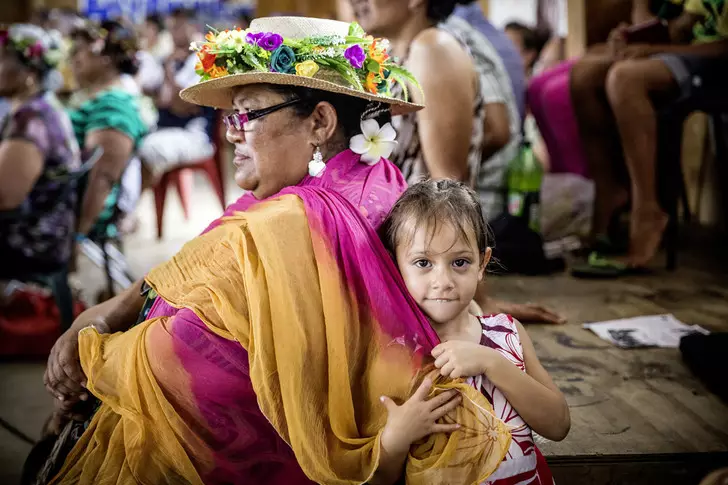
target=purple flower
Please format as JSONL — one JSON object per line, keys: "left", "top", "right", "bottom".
{"left": 259, "top": 33, "right": 284, "bottom": 51}
{"left": 245, "top": 32, "right": 264, "bottom": 46}
{"left": 0, "top": 30, "right": 8, "bottom": 46}
{"left": 344, "top": 44, "right": 366, "bottom": 69}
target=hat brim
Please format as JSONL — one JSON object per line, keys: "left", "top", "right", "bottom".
{"left": 179, "top": 72, "right": 423, "bottom": 116}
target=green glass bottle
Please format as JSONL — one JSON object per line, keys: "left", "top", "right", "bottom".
{"left": 506, "top": 142, "right": 543, "bottom": 232}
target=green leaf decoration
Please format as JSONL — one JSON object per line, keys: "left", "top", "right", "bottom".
{"left": 318, "top": 57, "right": 364, "bottom": 91}
{"left": 385, "top": 64, "right": 422, "bottom": 102}
{"left": 365, "top": 59, "right": 380, "bottom": 74}
{"left": 348, "top": 22, "right": 366, "bottom": 38}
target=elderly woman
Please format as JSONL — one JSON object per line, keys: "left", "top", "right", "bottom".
{"left": 33, "top": 17, "right": 511, "bottom": 485}
{"left": 66, "top": 20, "right": 146, "bottom": 239}
{"left": 0, "top": 24, "right": 80, "bottom": 279}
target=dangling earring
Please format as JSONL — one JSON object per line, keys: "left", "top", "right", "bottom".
{"left": 308, "top": 146, "right": 326, "bottom": 177}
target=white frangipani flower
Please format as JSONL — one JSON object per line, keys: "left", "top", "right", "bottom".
{"left": 349, "top": 119, "right": 397, "bottom": 165}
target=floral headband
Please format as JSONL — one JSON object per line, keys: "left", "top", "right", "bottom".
{"left": 190, "top": 22, "right": 419, "bottom": 101}
{"left": 0, "top": 24, "right": 63, "bottom": 73}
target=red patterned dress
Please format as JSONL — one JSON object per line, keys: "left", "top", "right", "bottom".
{"left": 467, "top": 314, "right": 555, "bottom": 485}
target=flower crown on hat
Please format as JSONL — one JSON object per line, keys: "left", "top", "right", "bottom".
{"left": 0, "top": 25, "right": 63, "bottom": 73}
{"left": 190, "top": 22, "right": 420, "bottom": 101}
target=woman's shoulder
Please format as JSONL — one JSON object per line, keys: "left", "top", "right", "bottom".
{"left": 409, "top": 26, "right": 470, "bottom": 62}
{"left": 81, "top": 89, "right": 147, "bottom": 142}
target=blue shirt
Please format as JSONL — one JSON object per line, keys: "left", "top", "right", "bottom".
{"left": 454, "top": 3, "right": 526, "bottom": 121}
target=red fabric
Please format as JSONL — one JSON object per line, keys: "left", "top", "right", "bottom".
{"left": 0, "top": 289, "right": 85, "bottom": 359}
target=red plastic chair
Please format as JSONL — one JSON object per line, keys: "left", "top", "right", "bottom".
{"left": 152, "top": 114, "right": 227, "bottom": 239}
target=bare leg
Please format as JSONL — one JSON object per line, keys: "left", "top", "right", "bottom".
{"left": 571, "top": 55, "right": 630, "bottom": 241}
{"left": 606, "top": 59, "right": 678, "bottom": 266}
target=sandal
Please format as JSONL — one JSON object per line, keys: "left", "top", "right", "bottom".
{"left": 571, "top": 252, "right": 651, "bottom": 279}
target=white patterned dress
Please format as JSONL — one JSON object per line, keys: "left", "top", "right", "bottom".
{"left": 469, "top": 314, "right": 555, "bottom": 485}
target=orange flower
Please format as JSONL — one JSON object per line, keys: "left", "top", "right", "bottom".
{"left": 195, "top": 61, "right": 203, "bottom": 72}
{"left": 205, "top": 32, "right": 216, "bottom": 42}
{"left": 197, "top": 48, "right": 217, "bottom": 73}
{"left": 369, "top": 39, "right": 389, "bottom": 65}
{"left": 208, "top": 65, "right": 228, "bottom": 79}
{"left": 364, "top": 72, "right": 380, "bottom": 94}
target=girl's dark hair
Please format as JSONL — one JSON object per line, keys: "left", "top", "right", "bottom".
{"left": 268, "top": 84, "right": 392, "bottom": 140}
{"left": 71, "top": 19, "right": 139, "bottom": 75}
{"left": 427, "top": 0, "right": 476, "bottom": 23}
{"left": 380, "top": 179, "right": 491, "bottom": 258}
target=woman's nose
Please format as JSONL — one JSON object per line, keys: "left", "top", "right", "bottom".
{"left": 225, "top": 125, "right": 244, "bottom": 144}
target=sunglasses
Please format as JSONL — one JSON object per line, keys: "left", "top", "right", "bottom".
{"left": 223, "top": 98, "right": 302, "bottom": 131}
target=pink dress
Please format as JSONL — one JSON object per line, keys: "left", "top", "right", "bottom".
{"left": 468, "top": 314, "right": 555, "bottom": 485}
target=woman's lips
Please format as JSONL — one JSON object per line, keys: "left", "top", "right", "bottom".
{"left": 233, "top": 152, "right": 250, "bottom": 167}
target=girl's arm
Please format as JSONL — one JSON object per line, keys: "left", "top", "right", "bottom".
{"left": 483, "top": 321, "right": 570, "bottom": 441}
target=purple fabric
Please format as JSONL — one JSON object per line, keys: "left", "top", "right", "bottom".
{"left": 527, "top": 60, "right": 590, "bottom": 177}
{"left": 455, "top": 3, "right": 527, "bottom": 121}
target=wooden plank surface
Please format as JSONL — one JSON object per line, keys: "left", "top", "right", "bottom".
{"left": 489, "top": 253, "right": 728, "bottom": 459}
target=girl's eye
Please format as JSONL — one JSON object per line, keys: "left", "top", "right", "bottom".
{"left": 414, "top": 259, "right": 431, "bottom": 269}
{"left": 453, "top": 259, "right": 470, "bottom": 268}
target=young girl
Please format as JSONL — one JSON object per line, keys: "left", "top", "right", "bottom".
{"left": 373, "top": 179, "right": 570, "bottom": 485}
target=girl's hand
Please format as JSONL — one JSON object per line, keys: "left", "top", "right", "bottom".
{"left": 380, "top": 378, "right": 462, "bottom": 455}
{"left": 432, "top": 340, "right": 500, "bottom": 379}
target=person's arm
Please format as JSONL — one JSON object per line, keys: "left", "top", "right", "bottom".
{"left": 407, "top": 29, "right": 476, "bottom": 182}
{"left": 482, "top": 102, "right": 512, "bottom": 162}
{"left": 483, "top": 321, "right": 570, "bottom": 441}
{"left": 631, "top": 0, "right": 655, "bottom": 25}
{"left": 77, "top": 129, "right": 134, "bottom": 234}
{"left": 44, "top": 278, "right": 146, "bottom": 402}
{"left": 69, "top": 277, "right": 146, "bottom": 335}
{"left": 0, "top": 139, "right": 44, "bottom": 210}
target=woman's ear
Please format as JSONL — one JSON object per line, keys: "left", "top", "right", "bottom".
{"left": 309, "top": 101, "right": 339, "bottom": 147}
{"left": 478, "top": 247, "right": 492, "bottom": 280}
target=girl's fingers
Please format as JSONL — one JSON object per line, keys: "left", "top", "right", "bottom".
{"left": 439, "top": 362, "right": 455, "bottom": 378}
{"left": 431, "top": 395, "right": 462, "bottom": 420}
{"left": 433, "top": 354, "right": 449, "bottom": 369}
{"left": 412, "top": 378, "right": 433, "bottom": 400}
{"left": 431, "top": 344, "right": 447, "bottom": 358}
{"left": 426, "top": 390, "right": 459, "bottom": 411}
{"left": 431, "top": 423, "right": 461, "bottom": 434}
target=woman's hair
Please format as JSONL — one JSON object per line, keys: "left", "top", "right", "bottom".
{"left": 505, "top": 22, "right": 551, "bottom": 58}
{"left": 268, "top": 84, "right": 392, "bottom": 141}
{"left": 427, "top": 0, "right": 476, "bottom": 23}
{"left": 379, "top": 179, "right": 491, "bottom": 258}
{"left": 71, "top": 19, "right": 139, "bottom": 75}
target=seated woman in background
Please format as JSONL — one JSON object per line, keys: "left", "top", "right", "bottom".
{"left": 350, "top": 0, "right": 563, "bottom": 324}
{"left": 0, "top": 24, "right": 80, "bottom": 280}
{"left": 66, "top": 20, "right": 146, "bottom": 241}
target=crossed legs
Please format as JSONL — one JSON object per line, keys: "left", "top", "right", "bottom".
{"left": 572, "top": 54, "right": 678, "bottom": 266}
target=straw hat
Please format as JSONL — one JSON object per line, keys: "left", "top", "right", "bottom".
{"left": 179, "top": 17, "right": 423, "bottom": 115}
